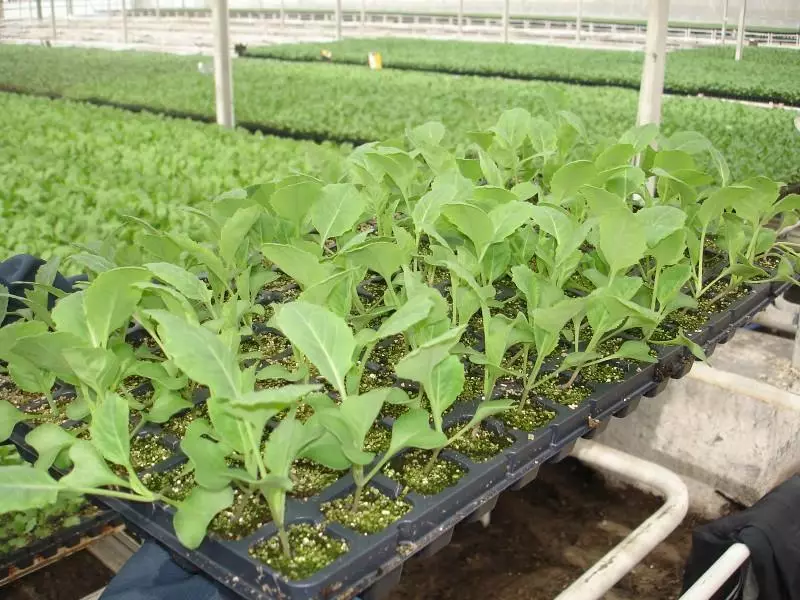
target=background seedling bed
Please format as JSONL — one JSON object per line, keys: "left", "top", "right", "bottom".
{"left": 5, "top": 277, "right": 789, "bottom": 600}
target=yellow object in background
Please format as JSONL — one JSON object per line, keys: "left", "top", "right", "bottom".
{"left": 320, "top": 49, "right": 333, "bottom": 61}
{"left": 368, "top": 52, "right": 383, "bottom": 70}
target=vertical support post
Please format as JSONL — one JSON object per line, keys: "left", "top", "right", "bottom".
{"left": 360, "top": 0, "right": 365, "bottom": 31}
{"left": 576, "top": 0, "right": 582, "bottom": 42}
{"left": 66, "top": 0, "right": 72, "bottom": 16}
{"left": 735, "top": 0, "right": 746, "bottom": 61}
{"left": 502, "top": 0, "right": 509, "bottom": 43}
{"left": 36, "top": 0, "right": 42, "bottom": 20}
{"left": 212, "top": 0, "right": 234, "bottom": 128}
{"left": 280, "top": 0, "right": 285, "bottom": 28}
{"left": 458, "top": 0, "right": 463, "bottom": 35}
{"left": 121, "top": 0, "right": 128, "bottom": 43}
{"left": 636, "top": 0, "right": 670, "bottom": 127}
{"left": 334, "top": 0, "right": 341, "bottom": 40}
{"left": 49, "top": 0, "right": 56, "bottom": 37}
{"left": 155, "top": 0, "right": 159, "bottom": 19}
{"left": 0, "top": 0, "right": 4, "bottom": 24}
{"left": 721, "top": 0, "right": 728, "bottom": 45}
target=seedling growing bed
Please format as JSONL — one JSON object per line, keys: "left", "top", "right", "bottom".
{"left": 0, "top": 106, "right": 798, "bottom": 599}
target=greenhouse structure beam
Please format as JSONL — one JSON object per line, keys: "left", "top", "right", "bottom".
{"left": 735, "top": 0, "right": 747, "bottom": 61}
{"left": 636, "top": 0, "right": 670, "bottom": 127}
{"left": 212, "top": 0, "right": 234, "bottom": 128}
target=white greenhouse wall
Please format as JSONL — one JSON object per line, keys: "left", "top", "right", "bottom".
{"left": 131, "top": 0, "right": 799, "bottom": 29}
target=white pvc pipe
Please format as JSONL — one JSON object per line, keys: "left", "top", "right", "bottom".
{"left": 688, "top": 362, "right": 800, "bottom": 413}
{"left": 679, "top": 543, "right": 750, "bottom": 600}
{"left": 636, "top": 0, "right": 670, "bottom": 127}
{"left": 555, "top": 439, "right": 689, "bottom": 600}
{"left": 457, "top": 0, "right": 463, "bottom": 35}
{"left": 334, "top": 0, "right": 341, "bottom": 40}
{"left": 360, "top": 0, "right": 365, "bottom": 31}
{"left": 735, "top": 0, "right": 746, "bottom": 61}
{"left": 211, "top": 0, "right": 234, "bottom": 128}
{"left": 575, "top": 0, "right": 582, "bottom": 43}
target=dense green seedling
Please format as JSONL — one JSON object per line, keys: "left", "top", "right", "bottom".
{"left": 0, "top": 108, "right": 798, "bottom": 579}
{"left": 0, "top": 45, "right": 798, "bottom": 183}
{"left": 247, "top": 39, "right": 800, "bottom": 105}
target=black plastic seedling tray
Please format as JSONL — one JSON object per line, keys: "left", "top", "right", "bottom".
{"left": 5, "top": 280, "right": 791, "bottom": 600}
{"left": 1, "top": 441, "right": 121, "bottom": 583}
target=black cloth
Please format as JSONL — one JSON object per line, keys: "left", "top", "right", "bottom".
{"left": 682, "top": 475, "right": 800, "bottom": 600}
{"left": 0, "top": 254, "right": 83, "bottom": 326}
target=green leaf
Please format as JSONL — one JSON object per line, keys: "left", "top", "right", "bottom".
{"left": 493, "top": 108, "right": 531, "bottom": 150}
{"left": 656, "top": 263, "right": 693, "bottom": 309}
{"left": 146, "top": 263, "right": 211, "bottom": 304}
{"left": 0, "top": 400, "right": 29, "bottom": 442}
{"left": 478, "top": 149, "right": 504, "bottom": 188}
{"left": 273, "top": 301, "right": 354, "bottom": 398}
{"left": 461, "top": 398, "right": 516, "bottom": 432}
{"left": 311, "top": 183, "right": 366, "bottom": 243}
{"left": 345, "top": 240, "right": 409, "bottom": 287}
{"left": 636, "top": 206, "right": 687, "bottom": 248}
{"left": 620, "top": 123, "right": 659, "bottom": 152}
{"left": 51, "top": 292, "right": 91, "bottom": 342}
{"left": 443, "top": 202, "right": 493, "bottom": 259}
{"left": 147, "top": 388, "right": 193, "bottom": 424}
{"left": 375, "top": 295, "right": 434, "bottom": 339}
{"left": 148, "top": 310, "right": 241, "bottom": 401}
{"left": 181, "top": 421, "right": 232, "bottom": 490}
{"left": 598, "top": 210, "right": 647, "bottom": 276}
{"left": 395, "top": 327, "right": 465, "bottom": 383}
{"left": 386, "top": 409, "right": 448, "bottom": 457}
{"left": 261, "top": 243, "right": 333, "bottom": 290}
{"left": 59, "top": 441, "right": 129, "bottom": 490}
{"left": 614, "top": 340, "right": 657, "bottom": 364}
{"left": 219, "top": 206, "right": 262, "bottom": 267}
{"left": 11, "top": 332, "right": 88, "bottom": 384}
{"left": 649, "top": 230, "right": 687, "bottom": 266}
{"left": 89, "top": 393, "right": 131, "bottom": 467}
{"left": 269, "top": 177, "right": 323, "bottom": 232}
{"left": 174, "top": 486, "right": 234, "bottom": 549}
{"left": 550, "top": 160, "right": 598, "bottom": 203}
{"left": 662, "top": 332, "right": 707, "bottom": 361}
{"left": 0, "top": 320, "right": 48, "bottom": 363}
{"left": 339, "top": 388, "right": 395, "bottom": 442}
{"left": 426, "top": 355, "right": 465, "bottom": 430}
{"left": 0, "top": 466, "right": 61, "bottom": 513}
{"left": 255, "top": 363, "right": 309, "bottom": 382}
{"left": 84, "top": 267, "right": 150, "bottom": 348}
{"left": 230, "top": 384, "right": 322, "bottom": 410}
{"left": 26, "top": 424, "right": 77, "bottom": 470}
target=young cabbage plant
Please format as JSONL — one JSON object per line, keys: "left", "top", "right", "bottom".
{"left": 302, "top": 386, "right": 431, "bottom": 511}
{"left": 510, "top": 265, "right": 585, "bottom": 403}
{"left": 396, "top": 342, "right": 513, "bottom": 472}
{"left": 145, "top": 309, "right": 328, "bottom": 552}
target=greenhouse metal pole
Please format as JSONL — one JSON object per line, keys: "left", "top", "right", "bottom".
{"left": 636, "top": 0, "right": 670, "bottom": 127}
{"left": 121, "top": 0, "right": 127, "bottom": 43}
{"left": 335, "top": 0, "right": 342, "bottom": 40}
{"left": 360, "top": 0, "right": 365, "bottom": 31}
{"left": 721, "top": 0, "right": 729, "bottom": 45}
{"left": 502, "top": 0, "right": 509, "bottom": 42}
{"left": 212, "top": 0, "right": 234, "bottom": 128}
{"left": 49, "top": 0, "right": 56, "bottom": 37}
{"left": 280, "top": 0, "right": 285, "bottom": 28}
{"left": 575, "top": 0, "right": 582, "bottom": 42}
{"left": 457, "top": 0, "right": 463, "bottom": 35}
{"left": 155, "top": 0, "right": 159, "bottom": 19}
{"left": 735, "top": 0, "right": 746, "bottom": 61}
